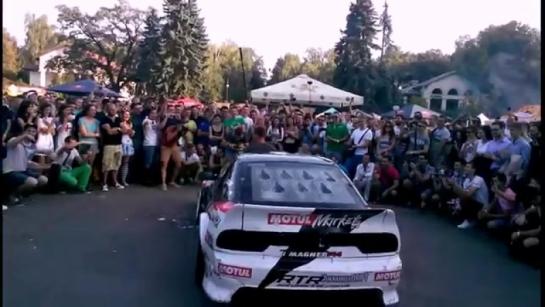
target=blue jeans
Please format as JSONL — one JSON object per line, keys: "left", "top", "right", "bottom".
{"left": 143, "top": 146, "right": 159, "bottom": 169}
{"left": 344, "top": 154, "right": 363, "bottom": 179}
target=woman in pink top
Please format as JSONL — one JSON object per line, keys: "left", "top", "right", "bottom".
{"left": 477, "top": 173, "right": 518, "bottom": 230}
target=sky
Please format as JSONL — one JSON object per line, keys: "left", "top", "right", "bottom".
{"left": 3, "top": 0, "right": 541, "bottom": 72}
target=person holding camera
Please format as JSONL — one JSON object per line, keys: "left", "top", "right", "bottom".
{"left": 2, "top": 124, "right": 49, "bottom": 201}
{"left": 477, "top": 173, "right": 518, "bottom": 231}
{"left": 53, "top": 136, "right": 91, "bottom": 193}
{"left": 444, "top": 162, "right": 489, "bottom": 229}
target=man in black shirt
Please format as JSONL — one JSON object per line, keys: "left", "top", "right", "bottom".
{"left": 246, "top": 126, "right": 276, "bottom": 154}
{"left": 100, "top": 102, "right": 123, "bottom": 192}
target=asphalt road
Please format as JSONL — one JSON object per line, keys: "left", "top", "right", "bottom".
{"left": 2, "top": 186, "right": 540, "bottom": 307}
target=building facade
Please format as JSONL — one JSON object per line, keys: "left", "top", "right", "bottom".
{"left": 25, "top": 46, "right": 68, "bottom": 88}
{"left": 401, "top": 71, "right": 479, "bottom": 113}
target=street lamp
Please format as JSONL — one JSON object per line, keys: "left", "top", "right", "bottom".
{"left": 307, "top": 80, "right": 313, "bottom": 104}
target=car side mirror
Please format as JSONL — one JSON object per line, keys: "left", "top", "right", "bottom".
{"left": 199, "top": 171, "right": 218, "bottom": 181}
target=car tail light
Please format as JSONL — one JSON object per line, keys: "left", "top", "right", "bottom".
{"left": 213, "top": 201, "right": 235, "bottom": 213}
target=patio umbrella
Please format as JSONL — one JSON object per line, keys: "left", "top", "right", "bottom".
{"left": 48, "top": 79, "right": 122, "bottom": 98}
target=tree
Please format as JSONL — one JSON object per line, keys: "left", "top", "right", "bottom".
{"left": 378, "top": 1, "right": 394, "bottom": 63}
{"left": 269, "top": 53, "right": 302, "bottom": 84}
{"left": 452, "top": 21, "right": 540, "bottom": 112}
{"left": 135, "top": 8, "right": 163, "bottom": 95}
{"left": 22, "top": 14, "right": 58, "bottom": 65}
{"left": 202, "top": 42, "right": 266, "bottom": 102}
{"left": 300, "top": 48, "right": 336, "bottom": 84}
{"left": 389, "top": 49, "right": 453, "bottom": 84}
{"left": 333, "top": 0, "right": 380, "bottom": 107}
{"left": 3, "top": 28, "right": 20, "bottom": 80}
{"left": 47, "top": 0, "right": 146, "bottom": 91}
{"left": 249, "top": 56, "right": 267, "bottom": 90}
{"left": 156, "top": 0, "right": 208, "bottom": 97}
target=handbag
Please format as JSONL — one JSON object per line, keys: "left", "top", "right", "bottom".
{"left": 345, "top": 128, "right": 370, "bottom": 157}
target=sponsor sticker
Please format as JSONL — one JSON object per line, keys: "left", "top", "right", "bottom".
{"left": 267, "top": 213, "right": 363, "bottom": 230}
{"left": 218, "top": 263, "right": 252, "bottom": 278}
{"left": 374, "top": 270, "right": 401, "bottom": 281}
{"left": 322, "top": 272, "right": 371, "bottom": 283}
{"left": 280, "top": 250, "right": 342, "bottom": 258}
{"left": 274, "top": 273, "right": 371, "bottom": 288}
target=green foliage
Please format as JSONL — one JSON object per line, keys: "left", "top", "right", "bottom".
{"left": 22, "top": 14, "right": 59, "bottom": 65}
{"left": 388, "top": 49, "right": 453, "bottom": 84}
{"left": 156, "top": 0, "right": 208, "bottom": 97}
{"left": 452, "top": 21, "right": 541, "bottom": 113}
{"left": 136, "top": 8, "right": 163, "bottom": 95}
{"left": 269, "top": 53, "right": 302, "bottom": 84}
{"left": 47, "top": 0, "right": 146, "bottom": 91}
{"left": 2, "top": 28, "right": 20, "bottom": 77}
{"left": 333, "top": 0, "right": 380, "bottom": 106}
{"left": 300, "top": 48, "right": 336, "bottom": 84}
{"left": 202, "top": 42, "right": 265, "bottom": 102}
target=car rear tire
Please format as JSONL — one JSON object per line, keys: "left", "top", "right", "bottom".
{"left": 194, "top": 245, "right": 205, "bottom": 286}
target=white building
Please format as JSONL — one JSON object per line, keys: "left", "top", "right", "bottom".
{"left": 400, "top": 71, "right": 479, "bottom": 113}
{"left": 24, "top": 45, "right": 68, "bottom": 88}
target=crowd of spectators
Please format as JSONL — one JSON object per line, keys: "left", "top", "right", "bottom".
{"left": 1, "top": 93, "right": 541, "bottom": 265}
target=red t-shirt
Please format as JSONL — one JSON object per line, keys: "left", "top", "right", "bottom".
{"left": 377, "top": 165, "right": 400, "bottom": 187}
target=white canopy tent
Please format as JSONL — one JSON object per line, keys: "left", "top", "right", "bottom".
{"left": 477, "top": 113, "right": 490, "bottom": 125}
{"left": 251, "top": 74, "right": 364, "bottom": 108}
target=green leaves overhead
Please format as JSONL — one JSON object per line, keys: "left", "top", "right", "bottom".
{"left": 47, "top": 0, "right": 146, "bottom": 91}
{"left": 156, "top": 0, "right": 208, "bottom": 97}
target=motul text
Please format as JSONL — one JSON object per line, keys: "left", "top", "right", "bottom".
{"left": 374, "top": 270, "right": 401, "bottom": 281}
{"left": 217, "top": 263, "right": 252, "bottom": 278}
{"left": 267, "top": 213, "right": 363, "bottom": 229}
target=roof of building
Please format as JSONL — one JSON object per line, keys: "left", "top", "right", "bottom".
{"left": 38, "top": 43, "right": 70, "bottom": 57}
{"left": 22, "top": 63, "right": 39, "bottom": 72}
{"left": 400, "top": 71, "right": 457, "bottom": 94}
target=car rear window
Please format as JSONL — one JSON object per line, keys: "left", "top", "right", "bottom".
{"left": 235, "top": 161, "right": 365, "bottom": 209}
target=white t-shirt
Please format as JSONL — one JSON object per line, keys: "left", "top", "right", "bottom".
{"left": 142, "top": 117, "right": 159, "bottom": 146}
{"left": 3, "top": 141, "right": 33, "bottom": 173}
{"left": 462, "top": 175, "right": 489, "bottom": 206}
{"left": 181, "top": 151, "right": 200, "bottom": 164}
{"left": 354, "top": 162, "right": 375, "bottom": 182}
{"left": 54, "top": 148, "right": 80, "bottom": 168}
{"left": 350, "top": 128, "right": 373, "bottom": 156}
{"left": 243, "top": 116, "right": 254, "bottom": 129}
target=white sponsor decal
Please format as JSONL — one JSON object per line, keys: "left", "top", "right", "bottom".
{"left": 268, "top": 213, "right": 363, "bottom": 230}
{"left": 322, "top": 272, "right": 371, "bottom": 283}
{"left": 218, "top": 263, "right": 252, "bottom": 278}
{"left": 374, "top": 270, "right": 401, "bottom": 281}
{"left": 280, "top": 250, "right": 342, "bottom": 258}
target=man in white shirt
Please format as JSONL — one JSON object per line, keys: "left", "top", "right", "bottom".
{"left": 54, "top": 136, "right": 92, "bottom": 192}
{"left": 344, "top": 118, "right": 373, "bottom": 177}
{"left": 142, "top": 109, "right": 160, "bottom": 183}
{"left": 446, "top": 162, "right": 489, "bottom": 229}
{"left": 3, "top": 125, "right": 48, "bottom": 195}
{"left": 179, "top": 143, "right": 201, "bottom": 184}
{"left": 353, "top": 153, "right": 375, "bottom": 201}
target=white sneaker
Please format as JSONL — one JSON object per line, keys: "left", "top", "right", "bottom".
{"left": 115, "top": 183, "right": 125, "bottom": 190}
{"left": 102, "top": 185, "right": 109, "bottom": 192}
{"left": 457, "top": 220, "right": 474, "bottom": 229}
{"left": 2, "top": 205, "right": 7, "bottom": 211}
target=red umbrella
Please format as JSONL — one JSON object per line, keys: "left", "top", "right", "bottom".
{"left": 174, "top": 97, "right": 204, "bottom": 108}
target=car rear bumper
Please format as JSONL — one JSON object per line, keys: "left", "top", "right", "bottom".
{"left": 201, "top": 248, "right": 402, "bottom": 305}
